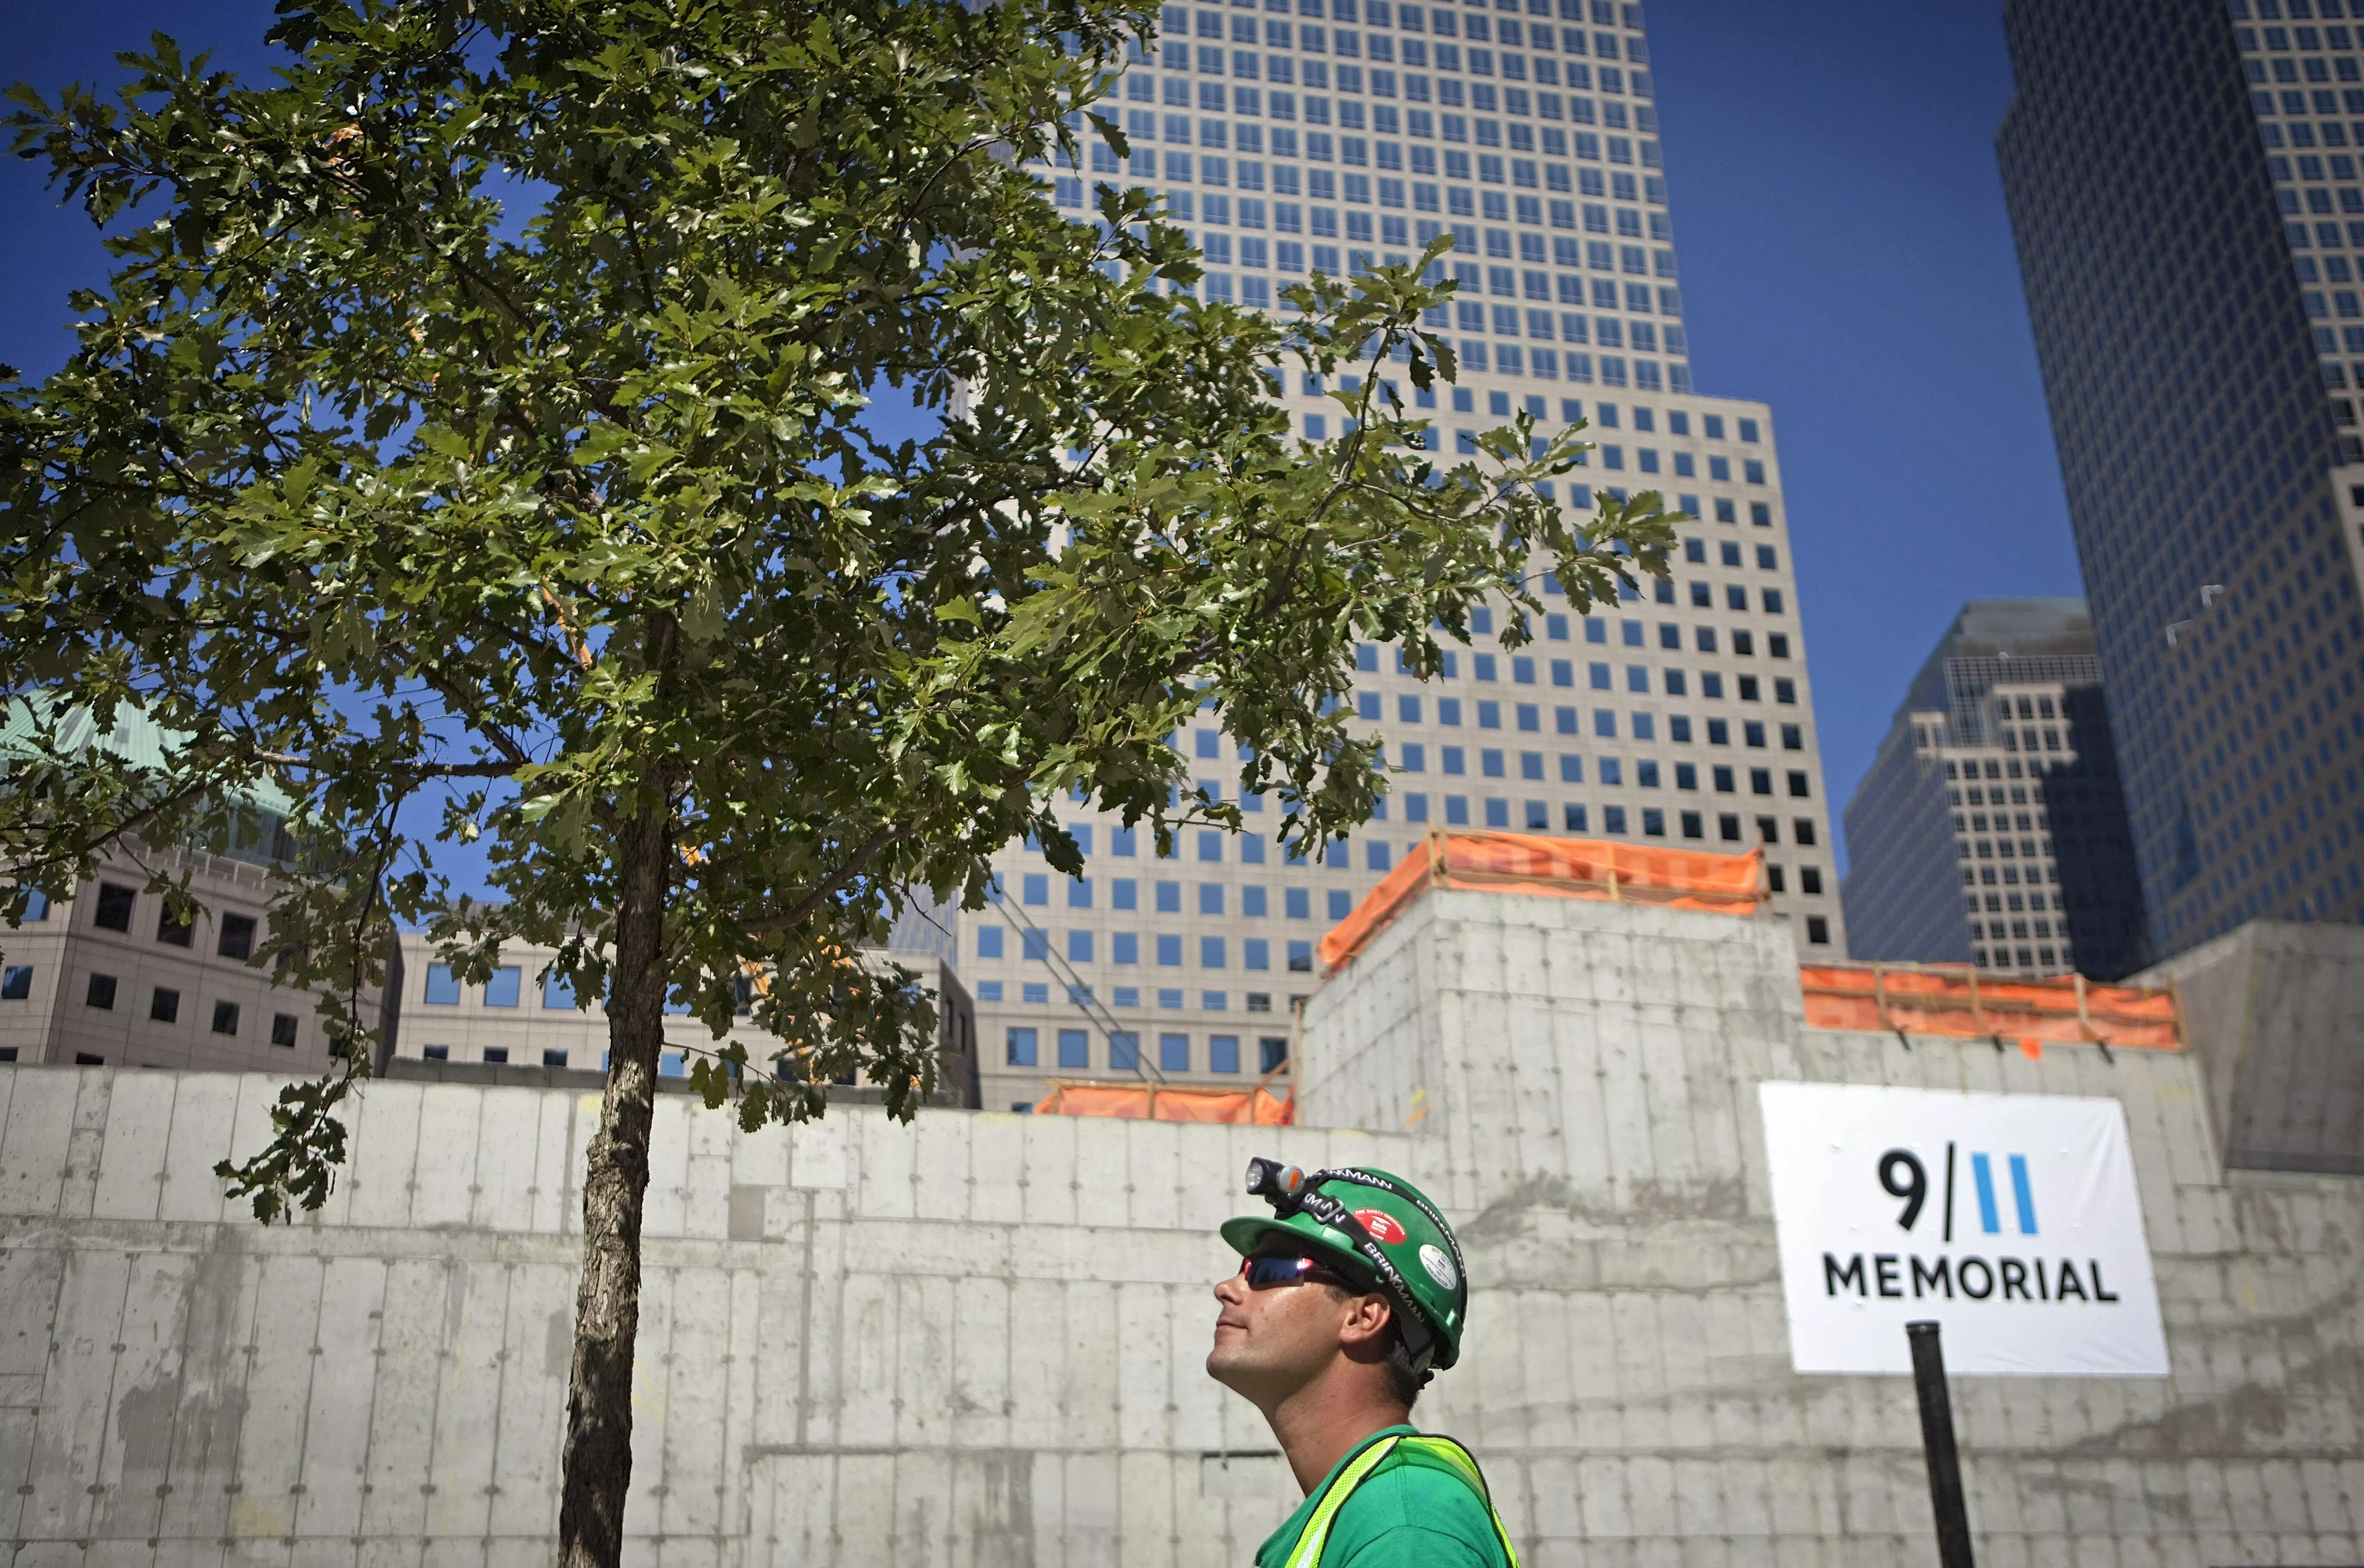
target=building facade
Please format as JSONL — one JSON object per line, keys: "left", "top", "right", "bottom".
{"left": 973, "top": 0, "right": 1845, "bottom": 1110}
{"left": 1840, "top": 598, "right": 2145, "bottom": 979}
{"left": 0, "top": 841, "right": 374, "bottom": 1074}
{"left": 1996, "top": 0, "right": 2364, "bottom": 968}
{"left": 375, "top": 932, "right": 979, "bottom": 1110}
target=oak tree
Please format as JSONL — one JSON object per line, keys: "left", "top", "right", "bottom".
{"left": 0, "top": 2, "right": 1673, "bottom": 1562}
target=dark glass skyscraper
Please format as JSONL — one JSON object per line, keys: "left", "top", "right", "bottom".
{"left": 1997, "top": 0, "right": 2364, "bottom": 962}
{"left": 1840, "top": 600, "right": 2145, "bottom": 978}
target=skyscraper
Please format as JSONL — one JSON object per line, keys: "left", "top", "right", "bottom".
{"left": 1840, "top": 599, "right": 2145, "bottom": 979}
{"left": 1996, "top": 0, "right": 2364, "bottom": 966}
{"left": 972, "top": 0, "right": 1845, "bottom": 1110}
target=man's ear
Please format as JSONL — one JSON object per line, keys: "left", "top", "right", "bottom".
{"left": 1337, "top": 1292, "right": 1396, "bottom": 1354}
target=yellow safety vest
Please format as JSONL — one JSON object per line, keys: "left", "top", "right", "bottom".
{"left": 1279, "top": 1432, "right": 1523, "bottom": 1568}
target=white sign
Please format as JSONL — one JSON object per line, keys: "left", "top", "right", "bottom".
{"left": 1759, "top": 1082, "right": 2169, "bottom": 1377}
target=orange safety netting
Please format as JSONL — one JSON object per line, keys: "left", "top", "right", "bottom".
{"left": 1032, "top": 1081, "right": 1297, "bottom": 1123}
{"left": 1800, "top": 964, "right": 2181, "bottom": 1050}
{"left": 1319, "top": 828, "right": 1765, "bottom": 970}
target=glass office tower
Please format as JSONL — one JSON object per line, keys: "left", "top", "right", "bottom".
{"left": 1840, "top": 599, "right": 2146, "bottom": 980}
{"left": 1996, "top": 0, "right": 2364, "bottom": 968}
{"left": 975, "top": 0, "right": 1845, "bottom": 1110}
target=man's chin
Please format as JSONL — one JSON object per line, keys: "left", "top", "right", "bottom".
{"left": 1205, "top": 1335, "right": 1252, "bottom": 1386}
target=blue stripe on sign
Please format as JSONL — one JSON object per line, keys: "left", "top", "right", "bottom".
{"left": 2009, "top": 1154, "right": 2038, "bottom": 1235}
{"left": 1971, "top": 1153, "right": 2000, "bottom": 1234}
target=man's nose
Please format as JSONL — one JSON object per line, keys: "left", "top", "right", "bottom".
{"left": 1213, "top": 1272, "right": 1245, "bottom": 1305}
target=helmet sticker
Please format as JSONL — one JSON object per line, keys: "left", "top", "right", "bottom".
{"left": 1419, "top": 1243, "right": 1459, "bottom": 1291}
{"left": 1354, "top": 1209, "right": 1408, "bottom": 1245}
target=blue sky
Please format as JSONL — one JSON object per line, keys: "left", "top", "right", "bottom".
{"left": 3, "top": 0, "right": 2079, "bottom": 874}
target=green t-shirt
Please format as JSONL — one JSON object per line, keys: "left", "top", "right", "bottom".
{"left": 1253, "top": 1426, "right": 1513, "bottom": 1568}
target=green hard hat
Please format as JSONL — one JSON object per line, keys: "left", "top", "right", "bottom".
{"left": 1223, "top": 1161, "right": 1469, "bottom": 1371}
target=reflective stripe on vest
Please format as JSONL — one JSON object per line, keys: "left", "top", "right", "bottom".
{"left": 1280, "top": 1433, "right": 1522, "bottom": 1568}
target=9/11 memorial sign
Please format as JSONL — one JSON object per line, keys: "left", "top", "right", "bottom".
{"left": 1759, "top": 1082, "right": 2170, "bottom": 1377}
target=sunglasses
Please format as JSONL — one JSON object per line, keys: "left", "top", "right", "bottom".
{"left": 1239, "top": 1253, "right": 1360, "bottom": 1291}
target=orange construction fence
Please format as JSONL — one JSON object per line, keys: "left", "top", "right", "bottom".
{"left": 1320, "top": 828, "right": 1765, "bottom": 970}
{"left": 1032, "top": 1080, "right": 1297, "bottom": 1123}
{"left": 1801, "top": 964, "right": 2180, "bottom": 1051}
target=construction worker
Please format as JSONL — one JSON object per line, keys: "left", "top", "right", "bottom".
{"left": 1208, "top": 1159, "right": 1518, "bottom": 1568}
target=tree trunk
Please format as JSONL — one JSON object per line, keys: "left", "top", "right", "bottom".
{"left": 556, "top": 796, "right": 672, "bottom": 1568}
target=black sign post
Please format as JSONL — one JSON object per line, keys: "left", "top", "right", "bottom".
{"left": 1906, "top": 1320, "right": 1976, "bottom": 1568}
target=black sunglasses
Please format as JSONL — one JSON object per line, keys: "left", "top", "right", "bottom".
{"left": 1239, "top": 1253, "right": 1361, "bottom": 1291}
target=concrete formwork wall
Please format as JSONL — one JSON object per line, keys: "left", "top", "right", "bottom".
{"left": 2135, "top": 919, "right": 2364, "bottom": 1175}
{"left": 0, "top": 891, "right": 2359, "bottom": 1568}
{"left": 0, "top": 1067, "right": 1397, "bottom": 1568}
{"left": 1303, "top": 892, "right": 2364, "bottom": 1568}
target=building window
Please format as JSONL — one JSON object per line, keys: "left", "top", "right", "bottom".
{"left": 86, "top": 973, "right": 119, "bottom": 1010}
{"left": 93, "top": 883, "right": 136, "bottom": 932}
{"left": 1805, "top": 916, "right": 1830, "bottom": 945}
{"left": 483, "top": 967, "right": 522, "bottom": 1007}
{"left": 1007, "top": 1027, "right": 1038, "bottom": 1067}
{"left": 484, "top": 1046, "right": 510, "bottom": 1065}
{"left": 0, "top": 967, "right": 32, "bottom": 1001}
{"left": 150, "top": 987, "right": 180, "bottom": 1024}
{"left": 156, "top": 906, "right": 194, "bottom": 947}
{"left": 271, "top": 1012, "right": 299, "bottom": 1048}
{"left": 1259, "top": 1036, "right": 1290, "bottom": 1074}
{"left": 1160, "top": 1033, "right": 1191, "bottom": 1072}
{"left": 217, "top": 913, "right": 258, "bottom": 961}
{"left": 422, "top": 1044, "right": 449, "bottom": 1060}
{"left": 211, "top": 1000, "right": 240, "bottom": 1036}
{"left": 1210, "top": 1034, "right": 1241, "bottom": 1073}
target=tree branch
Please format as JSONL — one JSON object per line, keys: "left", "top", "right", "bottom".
{"left": 739, "top": 825, "right": 897, "bottom": 937}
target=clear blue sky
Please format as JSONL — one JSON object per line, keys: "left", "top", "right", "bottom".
{"left": 3, "top": 0, "right": 2079, "bottom": 874}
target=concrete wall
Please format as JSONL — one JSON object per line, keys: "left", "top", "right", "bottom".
{"left": 0, "top": 893, "right": 2360, "bottom": 1568}
{"left": 2134, "top": 919, "right": 2364, "bottom": 1176}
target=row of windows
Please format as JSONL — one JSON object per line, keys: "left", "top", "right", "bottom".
{"left": 2237, "top": 16, "right": 2361, "bottom": 50}
{"left": 1973, "top": 944, "right": 2067, "bottom": 973}
{"left": 1411, "top": 394, "right": 1756, "bottom": 440}
{"left": 1009, "top": 773, "right": 1820, "bottom": 867}
{"left": 417, "top": 1043, "right": 576, "bottom": 1069}
{"left": 1954, "top": 808, "right": 2049, "bottom": 834}
{"left": 2271, "top": 150, "right": 2364, "bottom": 182}
{"left": 1363, "top": 669, "right": 1801, "bottom": 721}
{"left": 2246, "top": 59, "right": 2364, "bottom": 94}
{"left": 67, "top": 881, "right": 262, "bottom": 960}
{"left": 1958, "top": 836, "right": 2055, "bottom": 864}
{"left": 1158, "top": 6, "right": 1642, "bottom": 60}
{"left": 2259, "top": 118, "right": 2364, "bottom": 149}
{"left": 997, "top": 881, "right": 1360, "bottom": 916}
{"left": 1386, "top": 720, "right": 1808, "bottom": 762}
{"left": 1120, "top": 53, "right": 1652, "bottom": 123}
{"left": 1142, "top": 40, "right": 1634, "bottom": 88}
{"left": 1357, "top": 619, "right": 1789, "bottom": 669}
{"left": 0, "top": 964, "right": 301, "bottom": 1046}
{"left": 982, "top": 979, "right": 1299, "bottom": 1009}
{"left": 1967, "top": 887, "right": 2060, "bottom": 916}
{"left": 1430, "top": 309, "right": 1683, "bottom": 357}
{"left": 1003, "top": 1024, "right": 1290, "bottom": 1077}
{"left": 1970, "top": 915, "right": 2065, "bottom": 945}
